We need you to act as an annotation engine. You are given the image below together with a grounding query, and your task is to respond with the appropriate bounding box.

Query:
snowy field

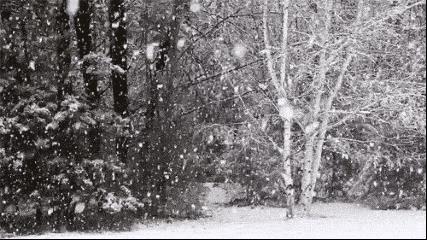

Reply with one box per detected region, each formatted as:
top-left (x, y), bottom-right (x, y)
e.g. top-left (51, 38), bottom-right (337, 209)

top-left (10, 203), bottom-right (426, 239)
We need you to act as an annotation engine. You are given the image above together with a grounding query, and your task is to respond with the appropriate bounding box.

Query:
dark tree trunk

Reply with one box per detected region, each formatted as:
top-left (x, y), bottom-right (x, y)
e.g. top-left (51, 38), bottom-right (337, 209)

top-left (142, 0), bottom-right (186, 216)
top-left (110, 0), bottom-right (128, 163)
top-left (1, 1), bottom-right (31, 85)
top-left (56, 0), bottom-right (72, 104)
top-left (75, 0), bottom-right (101, 158)
top-left (75, 0), bottom-right (97, 102)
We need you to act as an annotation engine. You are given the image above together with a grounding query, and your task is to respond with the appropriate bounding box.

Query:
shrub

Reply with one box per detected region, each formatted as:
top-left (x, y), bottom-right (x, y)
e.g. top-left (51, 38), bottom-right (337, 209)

top-left (0, 156), bottom-right (144, 234)
top-left (163, 182), bottom-right (209, 219)
top-left (362, 158), bottom-right (426, 210)
top-left (194, 125), bottom-right (289, 206)
top-left (0, 95), bottom-right (144, 234)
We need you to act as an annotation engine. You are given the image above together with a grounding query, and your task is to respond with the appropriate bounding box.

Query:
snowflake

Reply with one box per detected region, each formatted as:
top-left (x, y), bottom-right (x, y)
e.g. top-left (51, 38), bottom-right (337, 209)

top-left (232, 44), bottom-right (248, 59)
top-left (177, 39), bottom-right (186, 49)
top-left (66, 0), bottom-right (80, 17)
top-left (190, 0), bottom-right (202, 13)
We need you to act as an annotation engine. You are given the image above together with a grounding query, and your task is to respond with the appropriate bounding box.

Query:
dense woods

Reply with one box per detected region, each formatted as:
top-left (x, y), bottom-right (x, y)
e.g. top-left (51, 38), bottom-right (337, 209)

top-left (0, 0), bottom-right (425, 234)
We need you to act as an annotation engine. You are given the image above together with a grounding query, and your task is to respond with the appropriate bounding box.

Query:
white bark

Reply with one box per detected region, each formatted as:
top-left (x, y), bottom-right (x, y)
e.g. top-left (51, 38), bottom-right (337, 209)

top-left (302, 0), bottom-right (365, 213)
top-left (263, 0), bottom-right (294, 218)
top-left (300, 0), bottom-right (333, 213)
top-left (262, 0), bottom-right (285, 99)
top-left (309, 54), bottom-right (353, 200)
top-left (280, 0), bottom-right (290, 90)
top-left (301, 134), bottom-right (316, 212)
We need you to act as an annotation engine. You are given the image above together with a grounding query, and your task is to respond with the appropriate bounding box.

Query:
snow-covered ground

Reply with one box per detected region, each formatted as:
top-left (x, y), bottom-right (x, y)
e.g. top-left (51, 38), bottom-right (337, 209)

top-left (11, 203), bottom-right (426, 239)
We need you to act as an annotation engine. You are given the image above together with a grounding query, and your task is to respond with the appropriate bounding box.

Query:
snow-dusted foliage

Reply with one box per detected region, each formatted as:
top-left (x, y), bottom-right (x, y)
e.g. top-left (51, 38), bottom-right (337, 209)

top-left (192, 123), bottom-right (292, 206)
top-left (0, 93), bottom-right (143, 233)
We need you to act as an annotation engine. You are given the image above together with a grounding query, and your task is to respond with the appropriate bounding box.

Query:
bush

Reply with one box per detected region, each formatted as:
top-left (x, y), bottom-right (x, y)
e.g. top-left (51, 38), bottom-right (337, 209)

top-left (320, 126), bottom-right (426, 210)
top-left (163, 182), bottom-right (209, 219)
top-left (0, 95), bottom-right (144, 234)
top-left (0, 156), bottom-right (144, 234)
top-left (0, 90), bottom-right (209, 234)
top-left (131, 148), bottom-right (209, 219)
top-left (193, 123), bottom-right (294, 207)
top-left (362, 158), bottom-right (426, 210)
top-left (315, 149), bottom-right (359, 201)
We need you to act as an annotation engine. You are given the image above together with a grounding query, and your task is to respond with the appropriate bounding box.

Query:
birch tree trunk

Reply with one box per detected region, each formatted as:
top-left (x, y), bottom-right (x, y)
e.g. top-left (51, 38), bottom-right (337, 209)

top-left (300, 0), bottom-right (333, 213)
top-left (263, 0), bottom-right (295, 218)
top-left (309, 55), bottom-right (353, 204)
top-left (301, 0), bottom-right (364, 214)
top-left (308, 0), bottom-right (365, 208)
top-left (301, 134), bottom-right (316, 212)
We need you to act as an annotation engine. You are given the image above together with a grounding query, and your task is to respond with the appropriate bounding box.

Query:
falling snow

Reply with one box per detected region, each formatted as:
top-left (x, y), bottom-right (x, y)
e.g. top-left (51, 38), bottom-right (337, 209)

top-left (66, 0), bottom-right (79, 17)
top-left (146, 42), bottom-right (159, 61)
top-left (190, 0), bottom-right (202, 13)
top-left (0, 0), bottom-right (425, 238)
top-left (232, 44), bottom-right (248, 59)
top-left (177, 38), bottom-right (186, 49)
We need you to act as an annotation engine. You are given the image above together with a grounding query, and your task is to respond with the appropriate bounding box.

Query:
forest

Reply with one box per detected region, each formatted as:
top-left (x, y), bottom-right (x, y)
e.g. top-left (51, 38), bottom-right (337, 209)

top-left (0, 0), bottom-right (425, 236)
